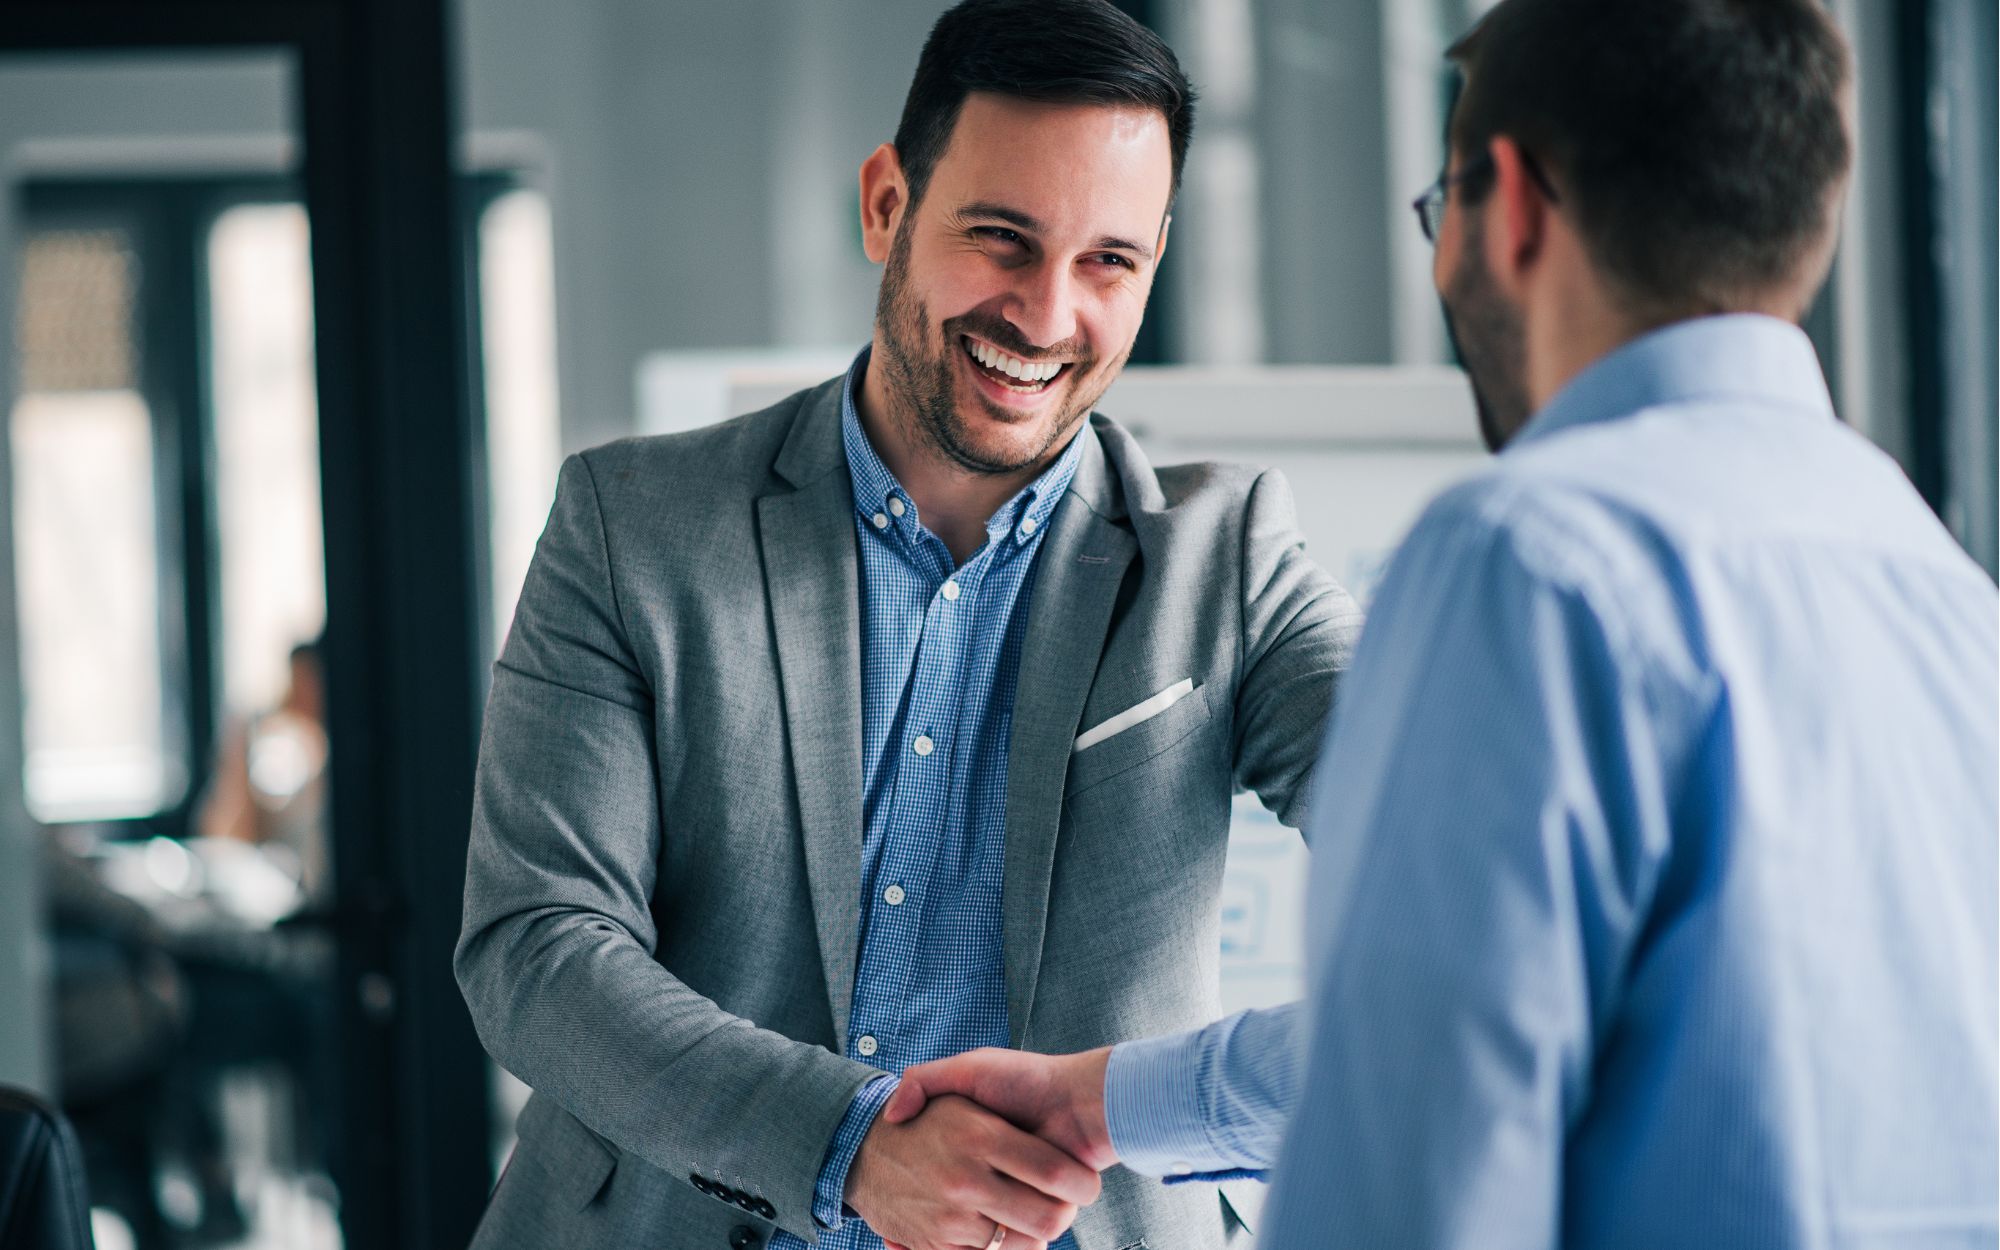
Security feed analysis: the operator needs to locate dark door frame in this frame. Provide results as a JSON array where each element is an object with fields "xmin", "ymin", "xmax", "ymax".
[{"xmin": 1, "ymin": 5, "xmax": 492, "ymax": 1248}]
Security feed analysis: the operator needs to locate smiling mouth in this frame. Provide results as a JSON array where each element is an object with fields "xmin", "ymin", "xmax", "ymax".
[{"xmin": 961, "ymin": 335, "xmax": 1071, "ymax": 394}]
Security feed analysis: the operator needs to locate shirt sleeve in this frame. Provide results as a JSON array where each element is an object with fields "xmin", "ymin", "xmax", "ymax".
[
  {"xmin": 1260, "ymin": 486, "xmax": 1686, "ymax": 1248},
  {"xmin": 810, "ymin": 1075, "xmax": 900, "ymax": 1231},
  {"xmin": 1105, "ymin": 1003, "xmax": 1305, "ymax": 1182}
]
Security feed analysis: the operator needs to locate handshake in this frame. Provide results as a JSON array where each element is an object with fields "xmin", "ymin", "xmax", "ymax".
[{"xmin": 842, "ymin": 1047, "xmax": 1117, "ymax": 1250}]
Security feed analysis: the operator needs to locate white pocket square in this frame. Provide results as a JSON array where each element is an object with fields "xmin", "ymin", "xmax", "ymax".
[{"xmin": 1074, "ymin": 679, "xmax": 1195, "ymax": 752}]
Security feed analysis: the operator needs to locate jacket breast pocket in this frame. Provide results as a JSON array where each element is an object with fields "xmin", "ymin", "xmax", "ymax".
[
  {"xmin": 1065, "ymin": 681, "xmax": 1213, "ymax": 799},
  {"xmin": 514, "ymin": 1093, "xmax": 618, "ymax": 1211}
]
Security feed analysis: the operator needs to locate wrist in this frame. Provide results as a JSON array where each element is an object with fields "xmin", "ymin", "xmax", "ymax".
[
  {"xmin": 1064, "ymin": 1047, "xmax": 1116, "ymax": 1170},
  {"xmin": 823, "ymin": 1076, "xmax": 898, "ymax": 1228}
]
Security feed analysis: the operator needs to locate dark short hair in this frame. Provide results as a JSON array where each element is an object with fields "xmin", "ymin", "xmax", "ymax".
[
  {"xmin": 893, "ymin": 0, "xmax": 1196, "ymax": 210},
  {"xmin": 1448, "ymin": 0, "xmax": 1851, "ymax": 315}
]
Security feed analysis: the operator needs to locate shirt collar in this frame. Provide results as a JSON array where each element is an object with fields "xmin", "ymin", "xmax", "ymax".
[
  {"xmin": 1510, "ymin": 313, "xmax": 1836, "ymax": 452},
  {"xmin": 839, "ymin": 345, "xmax": 1086, "ymax": 548}
]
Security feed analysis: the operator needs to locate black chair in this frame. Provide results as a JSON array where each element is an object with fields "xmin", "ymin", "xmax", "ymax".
[{"xmin": 0, "ymin": 1086, "xmax": 93, "ymax": 1250}]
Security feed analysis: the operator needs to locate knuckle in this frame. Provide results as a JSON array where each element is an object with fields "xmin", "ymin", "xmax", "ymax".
[
  {"xmin": 940, "ymin": 1172, "xmax": 981, "ymax": 1206},
  {"xmin": 1036, "ymin": 1203, "xmax": 1079, "ymax": 1240}
]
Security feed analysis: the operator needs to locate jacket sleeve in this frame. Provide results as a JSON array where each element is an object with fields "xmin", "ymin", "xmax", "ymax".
[
  {"xmin": 1231, "ymin": 469, "xmax": 1365, "ymax": 830},
  {"xmin": 454, "ymin": 451, "xmax": 877, "ymax": 1243}
]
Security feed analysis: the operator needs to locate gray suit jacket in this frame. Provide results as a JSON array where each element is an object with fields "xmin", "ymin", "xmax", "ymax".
[{"xmin": 455, "ymin": 376, "xmax": 1362, "ymax": 1249}]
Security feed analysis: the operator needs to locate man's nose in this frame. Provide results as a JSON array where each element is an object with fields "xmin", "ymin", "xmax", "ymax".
[{"xmin": 1004, "ymin": 259, "xmax": 1079, "ymax": 352}]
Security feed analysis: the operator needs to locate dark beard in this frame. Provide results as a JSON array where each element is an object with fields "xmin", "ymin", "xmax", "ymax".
[
  {"xmin": 1440, "ymin": 215, "xmax": 1532, "ymax": 453},
  {"xmin": 872, "ymin": 216, "xmax": 1113, "ymax": 476}
]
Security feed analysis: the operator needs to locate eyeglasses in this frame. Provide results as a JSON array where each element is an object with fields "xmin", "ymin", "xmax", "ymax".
[{"xmin": 1411, "ymin": 149, "xmax": 1560, "ymax": 244}]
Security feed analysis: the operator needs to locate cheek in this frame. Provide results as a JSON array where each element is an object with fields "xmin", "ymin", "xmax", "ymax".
[
  {"xmin": 909, "ymin": 242, "xmax": 1011, "ymax": 324},
  {"xmin": 1085, "ymin": 280, "xmax": 1149, "ymax": 352},
  {"xmin": 1433, "ymin": 225, "xmax": 1458, "ymax": 290}
]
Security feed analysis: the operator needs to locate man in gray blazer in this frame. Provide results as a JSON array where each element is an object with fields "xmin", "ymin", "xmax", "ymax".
[{"xmin": 454, "ymin": 3, "xmax": 1359, "ymax": 1248}]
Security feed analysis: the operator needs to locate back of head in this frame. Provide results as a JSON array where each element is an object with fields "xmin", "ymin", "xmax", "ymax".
[
  {"xmin": 893, "ymin": 0, "xmax": 1196, "ymax": 208},
  {"xmin": 1450, "ymin": 0, "xmax": 1852, "ymax": 321}
]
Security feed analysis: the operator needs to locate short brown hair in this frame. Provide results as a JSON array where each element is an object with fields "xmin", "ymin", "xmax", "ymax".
[
  {"xmin": 893, "ymin": 0, "xmax": 1196, "ymax": 209},
  {"xmin": 1449, "ymin": 0, "xmax": 1852, "ymax": 315}
]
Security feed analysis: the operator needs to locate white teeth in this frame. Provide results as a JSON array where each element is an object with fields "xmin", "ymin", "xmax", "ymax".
[{"xmin": 966, "ymin": 337, "xmax": 1063, "ymax": 386}]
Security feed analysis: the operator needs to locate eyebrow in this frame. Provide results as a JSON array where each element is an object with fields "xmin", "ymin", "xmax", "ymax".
[{"xmin": 956, "ymin": 201, "xmax": 1157, "ymax": 262}]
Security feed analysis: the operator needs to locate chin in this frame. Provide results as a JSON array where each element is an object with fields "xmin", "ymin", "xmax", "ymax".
[{"xmin": 954, "ymin": 415, "xmax": 1057, "ymax": 469}]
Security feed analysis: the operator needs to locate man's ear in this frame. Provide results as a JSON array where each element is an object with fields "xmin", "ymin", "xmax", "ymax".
[
  {"xmin": 1485, "ymin": 135, "xmax": 1552, "ymax": 299},
  {"xmin": 859, "ymin": 143, "xmax": 909, "ymax": 264},
  {"xmin": 1154, "ymin": 212, "xmax": 1172, "ymax": 269}
]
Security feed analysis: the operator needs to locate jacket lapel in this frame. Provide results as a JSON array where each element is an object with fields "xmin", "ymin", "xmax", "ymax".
[
  {"xmin": 757, "ymin": 383, "xmax": 866, "ymax": 1042},
  {"xmin": 1003, "ymin": 424, "xmax": 1136, "ymax": 1047}
]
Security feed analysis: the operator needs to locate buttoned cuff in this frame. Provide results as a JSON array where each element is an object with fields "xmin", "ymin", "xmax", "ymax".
[
  {"xmin": 1106, "ymin": 1028, "xmax": 1222, "ymax": 1179},
  {"xmin": 1112, "ymin": 1016, "xmax": 1264, "ymax": 1176},
  {"xmin": 810, "ymin": 1074, "xmax": 900, "ymax": 1230}
]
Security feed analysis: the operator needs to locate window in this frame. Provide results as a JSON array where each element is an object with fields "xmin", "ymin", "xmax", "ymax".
[
  {"xmin": 475, "ymin": 185, "xmax": 562, "ymax": 644},
  {"xmin": 208, "ymin": 202, "xmax": 325, "ymax": 718},
  {"xmin": 12, "ymin": 175, "xmax": 562, "ymax": 828},
  {"xmin": 11, "ymin": 225, "xmax": 181, "ymax": 821}
]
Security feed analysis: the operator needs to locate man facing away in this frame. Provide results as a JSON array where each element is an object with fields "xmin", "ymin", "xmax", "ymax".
[
  {"xmin": 454, "ymin": 2, "xmax": 1361, "ymax": 1249},
  {"xmin": 885, "ymin": 1, "xmax": 2000, "ymax": 1246}
]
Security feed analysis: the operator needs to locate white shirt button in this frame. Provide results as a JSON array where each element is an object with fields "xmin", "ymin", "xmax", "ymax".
[
  {"xmin": 871, "ymin": 512, "xmax": 889, "ymax": 530},
  {"xmin": 1168, "ymin": 1161, "xmax": 1194, "ymax": 1176},
  {"xmin": 883, "ymin": 884, "xmax": 905, "ymax": 906},
  {"xmin": 888, "ymin": 497, "xmax": 906, "ymax": 517},
  {"xmin": 856, "ymin": 1035, "xmax": 879, "ymax": 1058},
  {"xmin": 941, "ymin": 581, "xmax": 961, "ymax": 602},
  {"xmin": 912, "ymin": 734, "xmax": 934, "ymax": 757},
  {"xmin": 1020, "ymin": 516, "xmax": 1038, "ymax": 536}
]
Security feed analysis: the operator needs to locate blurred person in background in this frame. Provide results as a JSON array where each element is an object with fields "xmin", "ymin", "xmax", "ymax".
[
  {"xmin": 880, "ymin": 1, "xmax": 2000, "ymax": 1246},
  {"xmin": 198, "ymin": 639, "xmax": 330, "ymax": 908}
]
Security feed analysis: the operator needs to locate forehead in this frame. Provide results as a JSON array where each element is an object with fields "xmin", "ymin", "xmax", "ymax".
[{"xmin": 924, "ymin": 92, "xmax": 1174, "ymax": 240}]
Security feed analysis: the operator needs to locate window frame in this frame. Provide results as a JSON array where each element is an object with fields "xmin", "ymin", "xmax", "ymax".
[{"xmin": 16, "ymin": 176, "xmax": 301, "ymax": 834}]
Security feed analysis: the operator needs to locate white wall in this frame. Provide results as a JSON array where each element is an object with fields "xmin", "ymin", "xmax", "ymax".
[{"xmin": 457, "ymin": 0, "xmax": 941, "ymax": 454}]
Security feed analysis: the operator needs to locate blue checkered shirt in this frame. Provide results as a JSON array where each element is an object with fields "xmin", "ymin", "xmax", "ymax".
[{"xmin": 776, "ymin": 349, "xmax": 1085, "ymax": 1250}]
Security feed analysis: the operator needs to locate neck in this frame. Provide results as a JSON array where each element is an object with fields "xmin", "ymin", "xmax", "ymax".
[
  {"xmin": 858, "ymin": 333, "xmax": 1051, "ymax": 564},
  {"xmin": 1522, "ymin": 281, "xmax": 1657, "ymax": 416}
]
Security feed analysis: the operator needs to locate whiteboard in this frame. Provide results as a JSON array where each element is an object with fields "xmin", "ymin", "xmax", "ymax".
[{"xmin": 639, "ymin": 352, "xmax": 1490, "ymax": 1011}]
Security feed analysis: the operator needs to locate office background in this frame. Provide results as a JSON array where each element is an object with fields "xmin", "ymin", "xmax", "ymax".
[{"xmin": 0, "ymin": 0, "xmax": 1989, "ymax": 1247}]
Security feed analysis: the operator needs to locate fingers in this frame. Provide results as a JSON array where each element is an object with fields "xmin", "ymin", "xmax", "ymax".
[
  {"xmin": 888, "ymin": 1048, "xmax": 996, "ymax": 1128},
  {"xmin": 966, "ymin": 1169, "xmax": 1075, "ymax": 1248},
  {"xmin": 882, "ymin": 1073, "xmax": 930, "ymax": 1125},
  {"xmin": 983, "ymin": 1118, "xmax": 1103, "ymax": 1208},
  {"xmin": 856, "ymin": 1092, "xmax": 1098, "ymax": 1250},
  {"xmin": 941, "ymin": 1229, "xmax": 1049, "ymax": 1250}
]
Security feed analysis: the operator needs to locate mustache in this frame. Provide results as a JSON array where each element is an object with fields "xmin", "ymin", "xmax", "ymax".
[{"xmin": 943, "ymin": 310, "xmax": 1090, "ymax": 366}]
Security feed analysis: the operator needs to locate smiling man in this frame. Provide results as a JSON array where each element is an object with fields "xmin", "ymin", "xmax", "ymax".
[{"xmin": 452, "ymin": 3, "xmax": 1360, "ymax": 1250}]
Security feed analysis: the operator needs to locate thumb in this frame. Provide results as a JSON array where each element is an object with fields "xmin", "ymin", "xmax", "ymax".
[{"xmin": 880, "ymin": 1074, "xmax": 929, "ymax": 1125}]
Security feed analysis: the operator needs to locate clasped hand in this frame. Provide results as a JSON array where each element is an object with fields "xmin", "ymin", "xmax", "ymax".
[{"xmin": 843, "ymin": 1048, "xmax": 1115, "ymax": 1250}]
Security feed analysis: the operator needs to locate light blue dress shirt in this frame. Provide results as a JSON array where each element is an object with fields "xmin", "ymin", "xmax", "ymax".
[
  {"xmin": 1104, "ymin": 315, "xmax": 2000, "ymax": 1248},
  {"xmin": 779, "ymin": 349, "xmax": 1086, "ymax": 1250}
]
